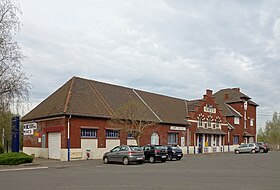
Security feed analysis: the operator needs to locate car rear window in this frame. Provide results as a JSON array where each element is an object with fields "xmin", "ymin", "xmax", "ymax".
[
  {"xmin": 129, "ymin": 146, "xmax": 142, "ymax": 151},
  {"xmin": 154, "ymin": 146, "xmax": 165, "ymax": 150}
]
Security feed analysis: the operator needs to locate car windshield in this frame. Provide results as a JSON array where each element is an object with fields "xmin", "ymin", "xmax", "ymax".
[
  {"xmin": 154, "ymin": 146, "xmax": 164, "ymax": 150},
  {"xmin": 129, "ymin": 146, "xmax": 142, "ymax": 151}
]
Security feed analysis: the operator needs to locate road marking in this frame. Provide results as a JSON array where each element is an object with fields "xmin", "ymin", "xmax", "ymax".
[{"xmin": 0, "ymin": 166, "xmax": 48, "ymax": 172}]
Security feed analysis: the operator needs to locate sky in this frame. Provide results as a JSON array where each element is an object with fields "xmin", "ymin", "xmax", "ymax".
[{"xmin": 16, "ymin": 0, "xmax": 280, "ymax": 130}]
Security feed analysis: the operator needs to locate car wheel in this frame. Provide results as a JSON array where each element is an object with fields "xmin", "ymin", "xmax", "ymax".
[
  {"xmin": 123, "ymin": 157, "xmax": 129, "ymax": 165},
  {"xmin": 235, "ymin": 150, "xmax": 240, "ymax": 154},
  {"xmin": 138, "ymin": 161, "xmax": 144, "ymax": 164},
  {"xmin": 167, "ymin": 154, "xmax": 173, "ymax": 161},
  {"xmin": 161, "ymin": 159, "xmax": 166, "ymax": 163},
  {"xmin": 176, "ymin": 157, "xmax": 181, "ymax": 160},
  {"xmin": 149, "ymin": 156, "xmax": 155, "ymax": 163},
  {"xmin": 260, "ymin": 149, "xmax": 264, "ymax": 153},
  {"xmin": 103, "ymin": 157, "xmax": 109, "ymax": 164},
  {"xmin": 251, "ymin": 149, "xmax": 256, "ymax": 154}
]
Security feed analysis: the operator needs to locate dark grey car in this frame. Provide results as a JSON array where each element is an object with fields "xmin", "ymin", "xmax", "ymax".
[{"xmin": 103, "ymin": 145, "xmax": 145, "ymax": 165}]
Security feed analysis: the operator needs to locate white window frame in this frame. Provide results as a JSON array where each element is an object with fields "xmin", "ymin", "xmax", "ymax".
[
  {"xmin": 250, "ymin": 118, "xmax": 254, "ymax": 127},
  {"xmin": 234, "ymin": 117, "xmax": 240, "ymax": 125}
]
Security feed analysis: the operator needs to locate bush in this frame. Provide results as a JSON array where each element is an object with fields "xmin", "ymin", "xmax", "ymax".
[
  {"xmin": 0, "ymin": 152, "xmax": 33, "ymax": 165},
  {"xmin": 0, "ymin": 146, "xmax": 4, "ymax": 154}
]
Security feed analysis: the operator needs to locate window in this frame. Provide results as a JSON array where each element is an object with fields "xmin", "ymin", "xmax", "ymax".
[
  {"xmin": 111, "ymin": 146, "xmax": 120, "ymax": 152},
  {"xmin": 198, "ymin": 117, "xmax": 203, "ymax": 127},
  {"xmin": 207, "ymin": 119, "xmax": 211, "ymax": 128},
  {"xmin": 120, "ymin": 146, "xmax": 129, "ymax": 151},
  {"xmin": 127, "ymin": 133, "xmax": 134, "ymax": 138},
  {"xmin": 234, "ymin": 117, "xmax": 240, "ymax": 124},
  {"xmin": 106, "ymin": 130, "xmax": 119, "ymax": 138},
  {"xmin": 168, "ymin": 133, "xmax": 178, "ymax": 144},
  {"xmin": 233, "ymin": 136, "xmax": 239, "ymax": 144},
  {"xmin": 215, "ymin": 120, "xmax": 220, "ymax": 129},
  {"xmin": 250, "ymin": 118, "xmax": 254, "ymax": 127},
  {"xmin": 81, "ymin": 128, "xmax": 97, "ymax": 138}
]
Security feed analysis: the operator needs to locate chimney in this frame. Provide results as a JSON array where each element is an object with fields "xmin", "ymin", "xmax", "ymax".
[
  {"xmin": 206, "ymin": 89, "xmax": 213, "ymax": 97},
  {"xmin": 232, "ymin": 88, "xmax": 240, "ymax": 92},
  {"xmin": 224, "ymin": 93, "xmax": 229, "ymax": 100}
]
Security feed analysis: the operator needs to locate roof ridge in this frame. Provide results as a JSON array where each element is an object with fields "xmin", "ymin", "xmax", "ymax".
[
  {"xmin": 63, "ymin": 77, "xmax": 75, "ymax": 113},
  {"xmin": 132, "ymin": 89, "xmax": 162, "ymax": 122},
  {"xmin": 87, "ymin": 79, "xmax": 116, "ymax": 116}
]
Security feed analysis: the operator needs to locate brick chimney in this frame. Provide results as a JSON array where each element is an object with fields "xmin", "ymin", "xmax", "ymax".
[
  {"xmin": 206, "ymin": 89, "xmax": 213, "ymax": 97},
  {"xmin": 232, "ymin": 88, "xmax": 240, "ymax": 92},
  {"xmin": 224, "ymin": 93, "xmax": 229, "ymax": 100}
]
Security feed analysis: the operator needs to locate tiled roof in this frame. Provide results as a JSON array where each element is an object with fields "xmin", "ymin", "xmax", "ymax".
[
  {"xmin": 22, "ymin": 77, "xmax": 188, "ymax": 125},
  {"xmin": 213, "ymin": 88, "xmax": 258, "ymax": 117},
  {"xmin": 186, "ymin": 100, "xmax": 201, "ymax": 111}
]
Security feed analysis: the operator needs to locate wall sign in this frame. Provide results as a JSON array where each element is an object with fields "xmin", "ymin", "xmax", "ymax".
[
  {"xmin": 170, "ymin": 126, "xmax": 186, "ymax": 131},
  {"xmin": 23, "ymin": 122, "xmax": 37, "ymax": 136}
]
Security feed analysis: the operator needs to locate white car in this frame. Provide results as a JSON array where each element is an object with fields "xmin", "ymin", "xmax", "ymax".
[{"xmin": 234, "ymin": 143, "xmax": 259, "ymax": 154}]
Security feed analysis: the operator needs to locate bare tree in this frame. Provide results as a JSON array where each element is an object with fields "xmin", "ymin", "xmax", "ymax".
[
  {"xmin": 108, "ymin": 101, "xmax": 158, "ymax": 146},
  {"xmin": 0, "ymin": 0, "xmax": 30, "ymax": 113}
]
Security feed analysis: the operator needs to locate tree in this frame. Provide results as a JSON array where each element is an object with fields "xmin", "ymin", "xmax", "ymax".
[
  {"xmin": 261, "ymin": 112, "xmax": 280, "ymax": 148},
  {"xmin": 108, "ymin": 100, "xmax": 158, "ymax": 146},
  {"xmin": 0, "ymin": 0, "xmax": 30, "ymax": 113}
]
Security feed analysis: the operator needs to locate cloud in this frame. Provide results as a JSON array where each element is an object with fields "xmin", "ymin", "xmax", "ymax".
[{"xmin": 17, "ymin": 0, "xmax": 280, "ymax": 128}]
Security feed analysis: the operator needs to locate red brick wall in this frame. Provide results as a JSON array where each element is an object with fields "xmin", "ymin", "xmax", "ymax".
[
  {"xmin": 23, "ymin": 117, "xmax": 66, "ymax": 148},
  {"xmin": 24, "ymin": 116, "xmax": 188, "ymax": 149}
]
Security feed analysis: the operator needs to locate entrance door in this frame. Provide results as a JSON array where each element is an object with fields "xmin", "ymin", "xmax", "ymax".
[
  {"xmin": 198, "ymin": 134, "xmax": 203, "ymax": 153},
  {"xmin": 48, "ymin": 132, "xmax": 61, "ymax": 159},
  {"xmin": 151, "ymin": 132, "xmax": 159, "ymax": 145}
]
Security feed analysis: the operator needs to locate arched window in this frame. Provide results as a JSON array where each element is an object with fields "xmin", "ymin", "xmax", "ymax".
[
  {"xmin": 198, "ymin": 117, "xmax": 203, "ymax": 127},
  {"xmin": 151, "ymin": 132, "xmax": 159, "ymax": 145},
  {"xmin": 215, "ymin": 119, "xmax": 220, "ymax": 129}
]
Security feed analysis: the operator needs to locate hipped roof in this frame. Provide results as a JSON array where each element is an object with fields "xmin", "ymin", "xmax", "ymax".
[
  {"xmin": 22, "ymin": 77, "xmax": 188, "ymax": 125},
  {"xmin": 213, "ymin": 88, "xmax": 259, "ymax": 117}
]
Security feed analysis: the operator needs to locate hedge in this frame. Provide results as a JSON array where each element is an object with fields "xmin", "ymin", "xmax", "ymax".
[
  {"xmin": 0, "ymin": 152, "xmax": 33, "ymax": 165},
  {"xmin": 0, "ymin": 146, "xmax": 4, "ymax": 154}
]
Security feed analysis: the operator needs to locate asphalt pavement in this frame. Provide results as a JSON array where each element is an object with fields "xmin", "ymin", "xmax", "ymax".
[{"xmin": 1, "ymin": 152, "xmax": 280, "ymax": 190}]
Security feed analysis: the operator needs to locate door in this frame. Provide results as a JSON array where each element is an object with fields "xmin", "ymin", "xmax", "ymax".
[
  {"xmin": 151, "ymin": 132, "xmax": 159, "ymax": 145},
  {"xmin": 48, "ymin": 132, "xmax": 61, "ymax": 159}
]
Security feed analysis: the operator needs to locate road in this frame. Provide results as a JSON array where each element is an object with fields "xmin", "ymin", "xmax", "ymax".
[{"xmin": 1, "ymin": 152, "xmax": 280, "ymax": 190}]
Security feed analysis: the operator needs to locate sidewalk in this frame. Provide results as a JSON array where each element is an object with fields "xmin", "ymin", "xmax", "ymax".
[{"xmin": 0, "ymin": 158, "xmax": 103, "ymax": 171}]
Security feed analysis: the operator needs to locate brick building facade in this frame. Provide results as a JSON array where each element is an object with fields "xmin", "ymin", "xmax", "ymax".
[{"xmin": 22, "ymin": 77, "xmax": 258, "ymax": 160}]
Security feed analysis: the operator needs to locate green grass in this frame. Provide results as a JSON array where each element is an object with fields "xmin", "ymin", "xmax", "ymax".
[{"xmin": 0, "ymin": 152, "xmax": 33, "ymax": 165}]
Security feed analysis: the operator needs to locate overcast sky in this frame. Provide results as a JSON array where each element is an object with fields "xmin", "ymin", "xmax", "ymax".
[{"xmin": 17, "ymin": 0, "xmax": 280, "ymax": 129}]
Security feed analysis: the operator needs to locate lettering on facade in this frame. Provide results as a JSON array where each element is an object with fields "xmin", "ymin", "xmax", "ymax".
[
  {"xmin": 170, "ymin": 126, "xmax": 186, "ymax": 131},
  {"xmin": 23, "ymin": 122, "xmax": 37, "ymax": 136},
  {"xmin": 204, "ymin": 105, "xmax": 216, "ymax": 113}
]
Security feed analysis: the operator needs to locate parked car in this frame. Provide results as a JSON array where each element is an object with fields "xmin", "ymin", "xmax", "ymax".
[
  {"xmin": 103, "ymin": 145, "xmax": 145, "ymax": 165},
  {"xmin": 256, "ymin": 142, "xmax": 270, "ymax": 153},
  {"xmin": 166, "ymin": 145, "xmax": 183, "ymax": 161},
  {"xmin": 234, "ymin": 143, "xmax": 259, "ymax": 154},
  {"xmin": 142, "ymin": 145, "xmax": 167, "ymax": 163}
]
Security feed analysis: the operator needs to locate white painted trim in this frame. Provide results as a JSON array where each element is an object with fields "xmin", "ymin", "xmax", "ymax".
[
  {"xmin": 188, "ymin": 120, "xmax": 198, "ymax": 123},
  {"xmin": 227, "ymin": 104, "xmax": 243, "ymax": 117}
]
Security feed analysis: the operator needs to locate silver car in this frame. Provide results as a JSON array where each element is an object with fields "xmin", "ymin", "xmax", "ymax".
[
  {"xmin": 234, "ymin": 143, "xmax": 259, "ymax": 154},
  {"xmin": 103, "ymin": 145, "xmax": 145, "ymax": 165}
]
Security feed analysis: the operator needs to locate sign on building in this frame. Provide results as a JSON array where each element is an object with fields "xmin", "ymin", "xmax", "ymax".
[{"xmin": 23, "ymin": 122, "xmax": 37, "ymax": 136}]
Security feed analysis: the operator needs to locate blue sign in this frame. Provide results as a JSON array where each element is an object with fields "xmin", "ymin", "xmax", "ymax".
[{"xmin": 11, "ymin": 116, "xmax": 20, "ymax": 152}]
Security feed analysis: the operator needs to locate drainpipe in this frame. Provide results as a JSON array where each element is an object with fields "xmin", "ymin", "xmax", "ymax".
[{"xmin": 67, "ymin": 115, "xmax": 72, "ymax": 161}]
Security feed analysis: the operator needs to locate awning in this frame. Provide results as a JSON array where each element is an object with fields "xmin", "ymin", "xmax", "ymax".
[
  {"xmin": 195, "ymin": 128, "xmax": 227, "ymax": 135},
  {"xmin": 243, "ymin": 132, "xmax": 255, "ymax": 137}
]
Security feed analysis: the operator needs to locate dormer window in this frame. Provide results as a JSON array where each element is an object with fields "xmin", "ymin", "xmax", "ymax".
[{"xmin": 234, "ymin": 117, "xmax": 240, "ymax": 125}]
